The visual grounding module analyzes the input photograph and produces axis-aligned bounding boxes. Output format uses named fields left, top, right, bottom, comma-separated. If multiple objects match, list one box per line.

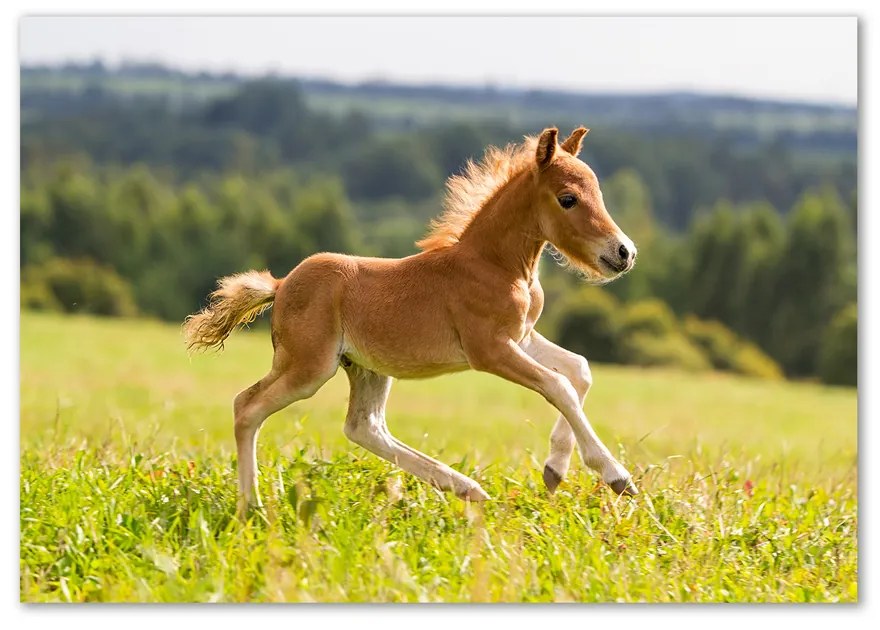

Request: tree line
left=22, top=78, right=855, bottom=230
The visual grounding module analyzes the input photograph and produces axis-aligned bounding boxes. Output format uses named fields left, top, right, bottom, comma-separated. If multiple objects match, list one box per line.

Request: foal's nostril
left=618, top=243, right=629, bottom=262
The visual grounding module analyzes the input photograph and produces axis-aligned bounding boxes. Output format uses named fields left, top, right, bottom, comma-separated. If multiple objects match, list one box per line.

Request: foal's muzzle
left=601, top=235, right=636, bottom=274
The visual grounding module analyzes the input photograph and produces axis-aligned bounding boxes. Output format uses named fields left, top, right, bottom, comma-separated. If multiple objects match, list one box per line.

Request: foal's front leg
left=520, top=332, right=588, bottom=493
left=467, top=336, right=637, bottom=496
left=342, top=363, right=490, bottom=501
left=521, top=332, right=635, bottom=494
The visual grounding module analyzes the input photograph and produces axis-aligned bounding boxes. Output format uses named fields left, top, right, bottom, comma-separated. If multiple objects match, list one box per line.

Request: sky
left=19, top=16, right=858, bottom=105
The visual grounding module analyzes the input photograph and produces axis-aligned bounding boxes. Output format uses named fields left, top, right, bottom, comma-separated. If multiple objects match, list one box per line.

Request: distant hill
left=20, top=62, right=856, bottom=156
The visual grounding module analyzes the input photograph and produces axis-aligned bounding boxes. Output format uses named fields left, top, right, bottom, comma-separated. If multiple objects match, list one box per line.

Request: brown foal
left=184, top=127, right=639, bottom=513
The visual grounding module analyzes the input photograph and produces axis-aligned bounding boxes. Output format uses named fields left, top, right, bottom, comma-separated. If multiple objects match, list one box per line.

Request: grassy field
left=19, top=312, right=858, bottom=603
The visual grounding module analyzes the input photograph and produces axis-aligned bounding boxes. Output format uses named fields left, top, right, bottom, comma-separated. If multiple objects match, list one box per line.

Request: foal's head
left=531, top=127, right=636, bottom=282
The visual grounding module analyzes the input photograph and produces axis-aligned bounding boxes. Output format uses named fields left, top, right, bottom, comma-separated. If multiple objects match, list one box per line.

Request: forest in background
left=19, top=62, right=858, bottom=386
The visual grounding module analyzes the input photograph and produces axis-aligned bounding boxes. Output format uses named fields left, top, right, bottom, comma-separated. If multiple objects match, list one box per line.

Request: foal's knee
left=569, top=355, right=593, bottom=397
left=233, top=383, right=263, bottom=436
left=343, top=419, right=377, bottom=448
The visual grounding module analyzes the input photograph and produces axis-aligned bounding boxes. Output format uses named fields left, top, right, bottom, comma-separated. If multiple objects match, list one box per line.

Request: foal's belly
left=340, top=301, right=471, bottom=379
left=341, top=343, right=471, bottom=379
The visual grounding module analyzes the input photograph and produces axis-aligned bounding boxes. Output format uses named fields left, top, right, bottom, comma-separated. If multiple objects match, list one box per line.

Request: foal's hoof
left=457, top=484, right=491, bottom=502
left=236, top=494, right=264, bottom=519
left=608, top=477, right=639, bottom=496
left=543, top=465, right=563, bottom=494
left=236, top=500, right=255, bottom=520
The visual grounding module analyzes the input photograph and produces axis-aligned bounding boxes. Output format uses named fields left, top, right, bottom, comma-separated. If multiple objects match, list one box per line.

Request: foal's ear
left=535, top=128, right=558, bottom=169
left=561, top=127, right=590, bottom=157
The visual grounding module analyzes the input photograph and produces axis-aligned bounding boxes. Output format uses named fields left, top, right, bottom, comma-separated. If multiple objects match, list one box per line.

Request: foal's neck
left=457, top=172, right=546, bottom=284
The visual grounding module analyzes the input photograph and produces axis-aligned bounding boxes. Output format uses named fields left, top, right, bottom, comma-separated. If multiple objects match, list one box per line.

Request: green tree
left=342, top=137, right=443, bottom=202
left=769, top=188, right=855, bottom=375
left=45, top=166, right=106, bottom=261
left=818, top=303, right=857, bottom=386
left=292, top=179, right=361, bottom=257
left=681, top=201, right=750, bottom=323
left=20, top=186, right=53, bottom=266
left=734, top=202, right=786, bottom=348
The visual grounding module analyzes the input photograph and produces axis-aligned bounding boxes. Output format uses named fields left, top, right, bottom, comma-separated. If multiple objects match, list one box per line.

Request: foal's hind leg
left=342, top=363, right=490, bottom=501
left=233, top=345, right=338, bottom=514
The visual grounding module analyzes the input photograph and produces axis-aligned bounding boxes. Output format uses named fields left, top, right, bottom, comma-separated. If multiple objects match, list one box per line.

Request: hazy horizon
left=20, top=16, right=858, bottom=107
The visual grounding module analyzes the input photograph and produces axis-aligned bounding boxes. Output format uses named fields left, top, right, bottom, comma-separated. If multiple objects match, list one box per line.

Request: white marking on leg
left=343, top=365, right=489, bottom=501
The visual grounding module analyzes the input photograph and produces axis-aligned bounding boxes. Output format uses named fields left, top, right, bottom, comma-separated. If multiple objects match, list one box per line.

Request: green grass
left=20, top=312, right=858, bottom=602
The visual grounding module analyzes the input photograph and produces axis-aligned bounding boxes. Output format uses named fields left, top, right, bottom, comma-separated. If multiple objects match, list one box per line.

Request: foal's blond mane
left=416, top=135, right=539, bottom=252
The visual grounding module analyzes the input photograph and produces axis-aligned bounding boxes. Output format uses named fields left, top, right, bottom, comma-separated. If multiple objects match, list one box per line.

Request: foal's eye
left=557, top=194, right=577, bottom=209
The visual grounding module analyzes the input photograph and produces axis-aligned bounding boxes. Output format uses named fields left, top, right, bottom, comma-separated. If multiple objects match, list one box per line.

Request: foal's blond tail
left=183, top=270, right=279, bottom=353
